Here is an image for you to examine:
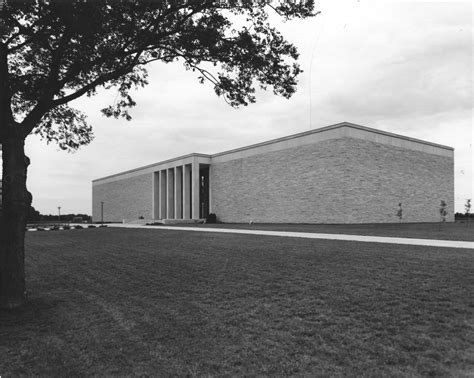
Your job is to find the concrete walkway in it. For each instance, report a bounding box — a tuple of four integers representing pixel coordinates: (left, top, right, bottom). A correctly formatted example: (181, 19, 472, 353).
(107, 224, 474, 249)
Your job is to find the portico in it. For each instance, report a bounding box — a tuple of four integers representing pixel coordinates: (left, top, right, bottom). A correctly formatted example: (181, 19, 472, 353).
(151, 154, 211, 221)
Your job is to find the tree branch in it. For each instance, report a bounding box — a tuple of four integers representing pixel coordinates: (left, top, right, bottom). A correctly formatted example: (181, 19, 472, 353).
(7, 14, 51, 53)
(51, 66, 133, 109)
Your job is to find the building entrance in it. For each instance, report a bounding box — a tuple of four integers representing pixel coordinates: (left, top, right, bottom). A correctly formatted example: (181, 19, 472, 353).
(199, 166, 209, 219)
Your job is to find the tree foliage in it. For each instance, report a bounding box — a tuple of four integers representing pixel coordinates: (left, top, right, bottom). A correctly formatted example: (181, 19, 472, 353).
(1, 0, 316, 150)
(0, 0, 317, 308)
(439, 200, 447, 222)
(396, 202, 402, 222)
(465, 198, 471, 226)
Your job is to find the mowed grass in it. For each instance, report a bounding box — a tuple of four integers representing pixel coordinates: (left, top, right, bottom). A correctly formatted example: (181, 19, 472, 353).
(0, 229, 473, 376)
(167, 222, 474, 241)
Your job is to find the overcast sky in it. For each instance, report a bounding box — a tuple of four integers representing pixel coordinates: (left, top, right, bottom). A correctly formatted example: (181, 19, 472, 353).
(19, 0, 473, 215)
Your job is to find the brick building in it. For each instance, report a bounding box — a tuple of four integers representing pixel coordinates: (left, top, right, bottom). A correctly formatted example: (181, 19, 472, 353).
(92, 122, 454, 223)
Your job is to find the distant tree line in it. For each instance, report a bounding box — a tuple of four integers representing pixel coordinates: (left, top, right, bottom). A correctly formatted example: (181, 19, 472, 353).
(455, 213, 474, 221)
(27, 206, 91, 223)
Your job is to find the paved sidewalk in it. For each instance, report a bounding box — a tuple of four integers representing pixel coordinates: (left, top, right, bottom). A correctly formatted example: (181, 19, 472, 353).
(107, 224, 474, 249)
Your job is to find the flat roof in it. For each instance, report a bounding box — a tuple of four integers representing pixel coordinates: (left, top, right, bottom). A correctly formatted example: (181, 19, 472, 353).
(92, 153, 211, 183)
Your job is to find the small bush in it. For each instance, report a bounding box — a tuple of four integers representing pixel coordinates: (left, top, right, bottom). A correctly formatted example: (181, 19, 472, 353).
(396, 203, 403, 222)
(439, 200, 447, 222)
(206, 213, 217, 224)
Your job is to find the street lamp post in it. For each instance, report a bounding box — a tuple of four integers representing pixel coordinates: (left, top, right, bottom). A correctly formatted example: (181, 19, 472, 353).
(100, 202, 104, 225)
(58, 206, 61, 223)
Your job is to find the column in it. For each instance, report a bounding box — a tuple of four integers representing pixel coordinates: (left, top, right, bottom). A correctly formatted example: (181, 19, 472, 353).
(167, 168, 175, 219)
(159, 170, 167, 219)
(183, 164, 191, 219)
(152, 172, 159, 220)
(174, 166, 183, 219)
(191, 161, 200, 219)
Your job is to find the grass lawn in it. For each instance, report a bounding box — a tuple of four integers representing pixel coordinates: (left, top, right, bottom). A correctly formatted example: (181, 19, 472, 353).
(166, 222, 474, 241)
(1, 228, 473, 376)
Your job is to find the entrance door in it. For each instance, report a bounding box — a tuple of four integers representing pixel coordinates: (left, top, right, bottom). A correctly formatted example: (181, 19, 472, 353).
(199, 166, 209, 219)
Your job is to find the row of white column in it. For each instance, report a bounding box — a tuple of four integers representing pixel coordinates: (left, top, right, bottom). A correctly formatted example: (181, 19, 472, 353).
(153, 162, 201, 220)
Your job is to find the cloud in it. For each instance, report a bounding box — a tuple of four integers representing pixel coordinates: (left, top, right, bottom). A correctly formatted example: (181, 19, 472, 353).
(309, 1, 472, 121)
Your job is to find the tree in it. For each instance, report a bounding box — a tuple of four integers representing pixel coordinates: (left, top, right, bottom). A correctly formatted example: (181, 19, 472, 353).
(26, 204, 41, 222)
(396, 202, 402, 223)
(0, 0, 317, 308)
(465, 198, 471, 226)
(439, 200, 447, 223)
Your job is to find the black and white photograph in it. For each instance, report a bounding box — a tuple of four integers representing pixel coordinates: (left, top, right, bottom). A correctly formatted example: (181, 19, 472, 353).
(0, 0, 473, 375)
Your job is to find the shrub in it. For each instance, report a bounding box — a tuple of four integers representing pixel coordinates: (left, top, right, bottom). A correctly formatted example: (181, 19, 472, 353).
(396, 203, 403, 223)
(465, 199, 471, 226)
(439, 200, 447, 222)
(206, 213, 217, 224)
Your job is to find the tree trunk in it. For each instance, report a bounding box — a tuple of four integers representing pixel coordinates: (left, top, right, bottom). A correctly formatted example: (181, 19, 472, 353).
(0, 136, 30, 309)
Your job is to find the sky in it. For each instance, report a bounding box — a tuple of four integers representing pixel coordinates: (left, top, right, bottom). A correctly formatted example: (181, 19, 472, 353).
(16, 0, 474, 215)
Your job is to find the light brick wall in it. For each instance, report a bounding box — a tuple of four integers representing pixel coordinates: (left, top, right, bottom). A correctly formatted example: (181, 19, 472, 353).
(92, 173, 152, 222)
(210, 137, 454, 223)
(342, 138, 453, 223)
